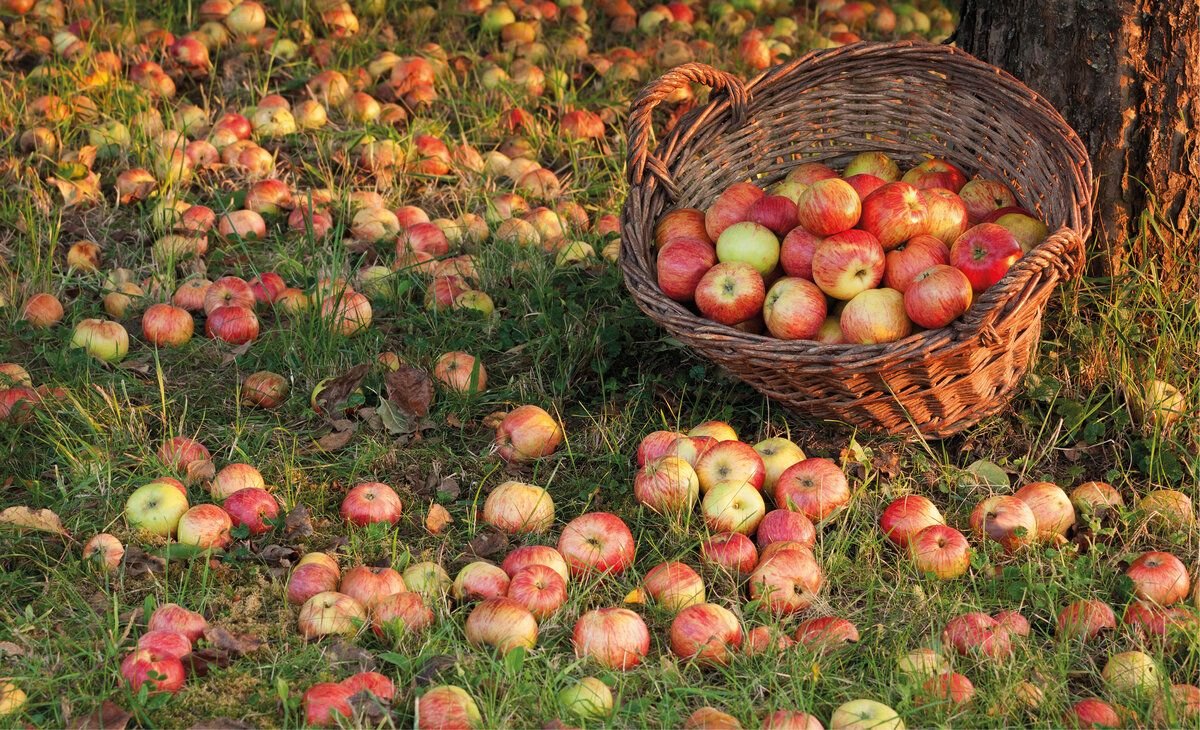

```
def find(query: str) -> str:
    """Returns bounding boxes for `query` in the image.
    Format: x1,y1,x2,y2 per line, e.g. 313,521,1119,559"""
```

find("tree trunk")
955,0,1199,279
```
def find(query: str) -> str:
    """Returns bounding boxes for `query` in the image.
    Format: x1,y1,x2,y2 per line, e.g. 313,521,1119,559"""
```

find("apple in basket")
950,223,1023,293
695,262,766,325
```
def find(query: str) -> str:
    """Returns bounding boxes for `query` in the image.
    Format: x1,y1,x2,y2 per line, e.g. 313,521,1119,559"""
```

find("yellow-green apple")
643,561,706,613
0,364,31,387
1070,481,1124,516
125,481,189,536
23,292,64,328
756,510,816,549
656,208,711,249
829,700,903,730
950,223,1022,293
1136,488,1194,532
634,456,700,515
483,480,555,533
289,563,340,605
149,603,207,642
137,630,192,660
453,562,510,602
779,226,824,280
748,545,823,615
763,277,827,340
994,610,1030,637
705,182,764,240
176,503,232,549
695,440,766,493
340,482,403,526
507,565,567,619
120,650,185,694
225,0,266,33
82,533,124,572
703,481,766,535
959,179,1016,223
341,565,407,607
695,261,766,325
685,707,744,729
1056,599,1116,640
1130,381,1188,431
670,603,743,666
70,319,129,362
753,438,806,491
796,178,861,236
917,672,974,707
1125,551,1190,605
302,682,353,727
986,208,1049,253
902,158,967,192
1101,650,1161,693
495,405,563,461
297,591,367,638
501,545,569,583
1064,699,1121,729
970,495,1037,552
372,591,435,639
774,457,850,521
558,512,636,576
716,221,780,275
897,648,949,682
417,686,482,730
811,230,885,300
241,370,289,408
637,430,688,467
844,151,900,182
211,462,264,499
860,182,928,250
1013,481,1075,540
909,524,970,579
102,282,144,320
794,616,860,653
203,276,255,314
904,264,973,328
879,495,945,547
558,677,613,721
573,607,650,670
350,206,400,242
920,188,971,245
817,316,846,343
942,612,1012,660
656,238,717,302
746,195,798,236
689,421,738,441
786,162,839,185
841,288,912,344
141,303,194,347
205,304,259,344
244,180,292,216
222,486,278,534
700,532,758,574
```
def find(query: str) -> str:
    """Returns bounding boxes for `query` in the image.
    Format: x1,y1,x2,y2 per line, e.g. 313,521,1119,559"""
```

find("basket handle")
627,62,750,200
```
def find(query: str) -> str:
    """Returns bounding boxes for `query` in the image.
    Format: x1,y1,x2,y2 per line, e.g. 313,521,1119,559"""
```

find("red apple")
742,626,795,656
902,159,968,192
879,495,945,548
747,545,824,615
786,162,839,186
695,440,766,493
859,182,928,251
950,223,1022,293
372,591,435,639
705,183,764,240
483,480,555,534
844,173,887,201
634,456,700,515
173,279,211,312
416,686,482,730
779,227,824,280
909,525,971,579
205,304,259,344
904,264,973,329
289,563,340,605
695,262,766,325
700,532,759,574
959,179,1017,223
795,178,861,236
656,208,711,249
761,711,823,730
222,487,279,535
746,195,798,236
22,292,64,327
810,230,885,300
341,671,395,702
341,565,407,607
671,435,720,467
841,288,912,344
241,370,289,409
340,482,403,526
303,683,353,727
1057,599,1116,640
763,278,827,340
120,649,185,694
1150,684,1200,726
149,603,207,643
137,630,192,660
176,504,232,549
1125,551,1190,606
969,495,1037,552
917,672,975,707
774,457,850,521
141,304,194,347
557,512,636,577
501,546,569,584
793,616,859,653
636,430,688,467
920,188,971,245
670,603,742,666
506,565,567,619
942,612,1013,660
203,276,255,314
1013,481,1076,540
994,609,1030,638
249,272,287,304
495,405,563,462
573,607,650,670
657,238,717,302
643,561,706,613
1064,698,1121,729
755,510,816,549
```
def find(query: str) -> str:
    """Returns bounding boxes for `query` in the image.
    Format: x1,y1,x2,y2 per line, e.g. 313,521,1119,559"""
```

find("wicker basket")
619,41,1093,439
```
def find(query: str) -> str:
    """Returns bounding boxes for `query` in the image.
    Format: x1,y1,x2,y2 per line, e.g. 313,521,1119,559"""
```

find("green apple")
558,677,613,721
70,319,129,363
1102,651,1161,694
830,699,904,730
125,482,190,536
716,222,780,275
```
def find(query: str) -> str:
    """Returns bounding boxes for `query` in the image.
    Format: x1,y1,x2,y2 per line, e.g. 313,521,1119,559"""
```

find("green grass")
1,1,1198,728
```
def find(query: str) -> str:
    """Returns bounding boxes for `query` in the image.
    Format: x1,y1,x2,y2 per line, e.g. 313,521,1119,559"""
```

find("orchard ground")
1,1,1199,729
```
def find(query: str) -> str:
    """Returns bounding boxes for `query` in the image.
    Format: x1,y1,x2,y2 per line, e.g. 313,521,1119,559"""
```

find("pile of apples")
117,603,209,696
654,152,1050,344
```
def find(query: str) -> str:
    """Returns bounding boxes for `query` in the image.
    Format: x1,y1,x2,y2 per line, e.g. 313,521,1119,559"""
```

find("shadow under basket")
619,42,1094,439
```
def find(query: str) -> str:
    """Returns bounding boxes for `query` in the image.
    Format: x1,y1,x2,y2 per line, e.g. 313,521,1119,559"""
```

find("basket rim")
620,41,1093,360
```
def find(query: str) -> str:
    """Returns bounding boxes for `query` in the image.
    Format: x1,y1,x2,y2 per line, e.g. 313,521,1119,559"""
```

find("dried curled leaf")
316,423,357,451
203,626,266,656
68,701,132,730
425,504,452,535
315,364,371,417
0,506,66,535
384,366,434,419
283,506,314,539
466,529,508,559
121,545,167,577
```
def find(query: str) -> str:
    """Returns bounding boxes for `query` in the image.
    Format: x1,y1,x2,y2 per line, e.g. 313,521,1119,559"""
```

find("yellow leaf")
624,588,646,604
0,506,67,535
425,503,452,535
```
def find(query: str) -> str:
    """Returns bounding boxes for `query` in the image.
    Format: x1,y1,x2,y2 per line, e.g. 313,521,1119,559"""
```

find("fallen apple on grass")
573,607,650,670
371,592,435,639
483,480,554,534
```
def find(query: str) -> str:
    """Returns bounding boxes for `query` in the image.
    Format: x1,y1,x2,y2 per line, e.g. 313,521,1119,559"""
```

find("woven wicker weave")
620,42,1093,438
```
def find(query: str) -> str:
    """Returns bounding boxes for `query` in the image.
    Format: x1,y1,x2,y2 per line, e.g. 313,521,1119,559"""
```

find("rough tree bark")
955,0,1199,278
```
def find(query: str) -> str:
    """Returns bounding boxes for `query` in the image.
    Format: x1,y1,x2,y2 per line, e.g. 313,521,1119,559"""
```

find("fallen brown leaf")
316,423,356,451
322,639,377,672
425,504,452,535
0,505,67,535
121,546,166,577
68,701,132,730
283,506,313,539
466,529,508,559
384,366,434,419
203,626,265,656
314,364,371,418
